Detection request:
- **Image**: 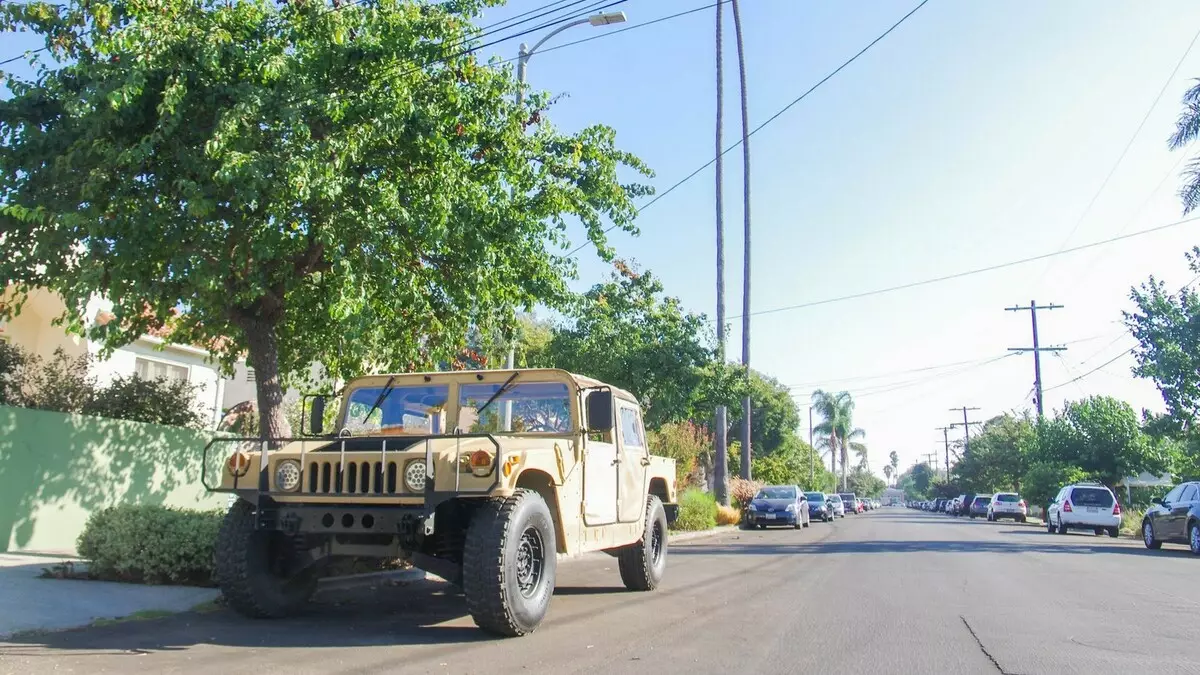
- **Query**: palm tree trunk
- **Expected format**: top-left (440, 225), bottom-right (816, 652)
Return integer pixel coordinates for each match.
top-left (731, 0), bottom-right (752, 479)
top-left (712, 0), bottom-right (729, 505)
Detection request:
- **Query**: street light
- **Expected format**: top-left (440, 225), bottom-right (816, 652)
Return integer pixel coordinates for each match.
top-left (505, 10), bottom-right (629, 375)
top-left (515, 11), bottom-right (627, 105)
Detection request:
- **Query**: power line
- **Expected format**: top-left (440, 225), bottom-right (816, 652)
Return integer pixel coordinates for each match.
top-left (564, 0), bottom-right (931, 257)
top-left (1028, 24), bottom-right (1200, 291)
top-left (729, 214), bottom-right (1200, 320)
top-left (1043, 348), bottom-right (1133, 393)
top-left (784, 354), bottom-right (1009, 390)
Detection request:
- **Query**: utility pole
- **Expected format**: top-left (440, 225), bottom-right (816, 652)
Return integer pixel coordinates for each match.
top-left (935, 427), bottom-right (951, 479)
top-left (922, 452), bottom-right (939, 476)
top-left (949, 406), bottom-right (981, 455)
top-left (808, 406), bottom-right (814, 484)
top-left (731, 0), bottom-right (753, 482)
top-left (1007, 301), bottom-right (1065, 417)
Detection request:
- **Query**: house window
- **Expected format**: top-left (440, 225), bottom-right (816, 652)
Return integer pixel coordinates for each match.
top-left (246, 368), bottom-right (256, 382)
top-left (135, 357), bottom-right (189, 383)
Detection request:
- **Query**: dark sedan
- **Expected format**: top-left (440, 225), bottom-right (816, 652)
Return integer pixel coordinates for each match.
top-left (1142, 481), bottom-right (1200, 554)
top-left (745, 486), bottom-right (810, 529)
top-left (805, 491), bottom-right (833, 522)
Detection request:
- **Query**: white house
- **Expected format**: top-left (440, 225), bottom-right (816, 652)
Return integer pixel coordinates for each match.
top-left (1, 288), bottom-right (226, 427)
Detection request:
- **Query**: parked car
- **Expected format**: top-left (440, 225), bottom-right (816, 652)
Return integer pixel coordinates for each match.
top-left (838, 493), bottom-right (860, 514)
top-left (746, 485), bottom-right (810, 529)
top-left (827, 493), bottom-right (847, 518)
top-left (1046, 482), bottom-right (1121, 537)
top-left (861, 499), bottom-right (872, 512)
top-left (968, 495), bottom-right (991, 518)
top-left (1141, 481), bottom-right (1200, 554)
top-left (805, 492), bottom-right (834, 522)
top-left (987, 493), bottom-right (1027, 522)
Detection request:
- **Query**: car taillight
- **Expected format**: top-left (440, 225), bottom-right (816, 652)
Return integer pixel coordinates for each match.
top-left (1062, 500), bottom-right (1072, 512)
top-left (1018, 500), bottom-right (1026, 508)
top-left (1113, 502), bottom-right (1121, 516)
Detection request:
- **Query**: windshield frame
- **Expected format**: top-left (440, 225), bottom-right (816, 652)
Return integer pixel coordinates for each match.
top-left (335, 371), bottom-right (584, 437)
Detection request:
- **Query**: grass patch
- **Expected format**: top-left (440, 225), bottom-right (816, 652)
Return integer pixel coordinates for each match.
top-left (672, 489), bottom-right (717, 531)
top-left (715, 504), bottom-right (741, 526)
top-left (90, 609), bottom-right (176, 627)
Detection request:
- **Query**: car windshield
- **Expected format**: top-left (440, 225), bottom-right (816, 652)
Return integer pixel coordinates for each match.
top-left (828, 495), bottom-right (842, 503)
top-left (1070, 487), bottom-right (1114, 507)
top-left (839, 494), bottom-right (855, 501)
top-left (995, 494), bottom-right (1020, 502)
top-left (756, 487), bottom-right (797, 500)
top-left (341, 384), bottom-right (450, 435)
top-left (973, 497), bottom-right (990, 505)
top-left (805, 493), bottom-right (825, 502)
top-left (457, 382), bottom-right (572, 434)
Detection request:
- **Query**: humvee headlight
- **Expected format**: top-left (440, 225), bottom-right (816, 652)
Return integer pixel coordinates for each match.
top-left (469, 450), bottom-right (493, 477)
top-left (404, 459), bottom-right (427, 492)
top-left (226, 451), bottom-right (251, 478)
top-left (275, 460), bottom-right (302, 492)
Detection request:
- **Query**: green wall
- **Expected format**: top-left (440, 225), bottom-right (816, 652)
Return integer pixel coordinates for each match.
top-left (0, 405), bottom-right (226, 554)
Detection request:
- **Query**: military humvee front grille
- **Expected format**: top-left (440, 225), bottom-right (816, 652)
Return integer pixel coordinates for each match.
top-left (305, 460), bottom-right (404, 495)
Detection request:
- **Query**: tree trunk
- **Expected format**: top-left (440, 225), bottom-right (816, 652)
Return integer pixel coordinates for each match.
top-left (712, 0), bottom-right (729, 506)
top-left (731, 0), bottom-right (752, 480)
top-left (239, 316), bottom-right (292, 443)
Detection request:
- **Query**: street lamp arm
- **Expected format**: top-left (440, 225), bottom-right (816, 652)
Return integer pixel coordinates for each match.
top-left (524, 18), bottom-right (591, 58)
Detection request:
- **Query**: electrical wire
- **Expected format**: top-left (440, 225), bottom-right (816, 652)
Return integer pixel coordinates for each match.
top-left (564, 0), bottom-right (932, 257)
top-left (1028, 25), bottom-right (1200, 292)
top-left (1043, 348), bottom-right (1133, 393)
top-left (728, 213), bottom-right (1200, 320)
top-left (784, 354), bottom-right (1008, 390)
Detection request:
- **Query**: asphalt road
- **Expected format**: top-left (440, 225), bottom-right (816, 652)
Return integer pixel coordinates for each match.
top-left (4, 509), bottom-right (1200, 675)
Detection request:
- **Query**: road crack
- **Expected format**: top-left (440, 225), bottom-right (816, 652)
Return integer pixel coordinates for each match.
top-left (960, 615), bottom-right (1016, 675)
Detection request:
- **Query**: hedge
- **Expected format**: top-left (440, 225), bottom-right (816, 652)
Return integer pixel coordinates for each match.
top-left (77, 504), bottom-right (223, 586)
top-left (673, 488), bottom-right (717, 531)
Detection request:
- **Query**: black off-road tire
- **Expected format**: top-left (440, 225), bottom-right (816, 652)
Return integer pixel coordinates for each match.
top-left (1107, 526), bottom-right (1119, 539)
top-left (462, 489), bottom-right (557, 637)
top-left (618, 495), bottom-right (668, 591)
top-left (214, 500), bottom-right (318, 619)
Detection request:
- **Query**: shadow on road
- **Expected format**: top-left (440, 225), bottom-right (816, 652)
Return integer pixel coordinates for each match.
top-left (0, 578), bottom-right (488, 654)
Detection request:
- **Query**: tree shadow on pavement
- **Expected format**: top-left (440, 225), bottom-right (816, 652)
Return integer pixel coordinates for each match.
top-left (0, 578), bottom-right (488, 654)
top-left (670, 539), bottom-right (1188, 558)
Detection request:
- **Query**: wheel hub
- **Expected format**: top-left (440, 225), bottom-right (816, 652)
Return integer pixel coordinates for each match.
top-left (650, 519), bottom-right (664, 566)
top-left (515, 526), bottom-right (545, 598)
top-left (1145, 522), bottom-right (1154, 547)
top-left (1192, 525), bottom-right (1200, 553)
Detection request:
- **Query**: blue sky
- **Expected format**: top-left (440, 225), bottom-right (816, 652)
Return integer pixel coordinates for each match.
top-left (5, 0), bottom-right (1200, 477)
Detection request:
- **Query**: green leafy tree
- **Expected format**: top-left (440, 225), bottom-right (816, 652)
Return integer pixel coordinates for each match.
top-left (1022, 462), bottom-right (1092, 511)
top-left (1036, 396), bottom-right (1168, 490)
top-left (0, 0), bottom-right (650, 436)
top-left (897, 462), bottom-right (934, 499)
top-left (844, 468), bottom-right (886, 499)
top-left (750, 434), bottom-right (831, 491)
top-left (540, 261), bottom-right (722, 429)
top-left (952, 413), bottom-right (1036, 493)
top-left (728, 370), bottom-right (802, 457)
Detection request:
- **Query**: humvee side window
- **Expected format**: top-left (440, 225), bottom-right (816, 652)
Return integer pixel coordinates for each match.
top-left (457, 382), bottom-right (571, 434)
top-left (341, 384), bottom-right (449, 435)
top-left (618, 407), bottom-right (644, 448)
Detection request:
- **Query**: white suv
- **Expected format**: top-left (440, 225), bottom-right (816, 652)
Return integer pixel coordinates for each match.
top-left (1046, 483), bottom-right (1121, 537)
top-left (987, 492), bottom-right (1027, 522)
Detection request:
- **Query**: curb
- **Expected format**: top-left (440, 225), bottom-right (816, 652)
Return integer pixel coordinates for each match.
top-left (669, 525), bottom-right (738, 543)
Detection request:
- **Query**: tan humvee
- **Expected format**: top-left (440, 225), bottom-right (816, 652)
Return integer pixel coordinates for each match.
top-left (207, 368), bottom-right (678, 637)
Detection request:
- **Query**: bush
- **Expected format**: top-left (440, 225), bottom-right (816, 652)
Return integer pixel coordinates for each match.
top-left (647, 421), bottom-right (712, 490)
top-left (673, 488), bottom-right (717, 531)
top-left (716, 504), bottom-right (741, 526)
top-left (77, 504), bottom-right (224, 585)
top-left (85, 374), bottom-right (207, 429)
top-left (729, 477), bottom-right (763, 508)
top-left (1121, 507), bottom-right (1145, 535)
top-left (17, 347), bottom-right (94, 413)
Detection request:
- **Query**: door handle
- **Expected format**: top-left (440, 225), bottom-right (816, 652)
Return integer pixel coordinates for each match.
top-left (640, 457), bottom-right (651, 467)
top-left (611, 459), bottom-right (621, 466)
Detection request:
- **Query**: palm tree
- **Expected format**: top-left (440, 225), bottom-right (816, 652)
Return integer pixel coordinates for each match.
top-left (889, 450), bottom-right (900, 477)
top-left (852, 441), bottom-right (869, 471)
top-left (712, 0), bottom-right (728, 503)
top-left (811, 390), bottom-right (866, 490)
top-left (1169, 79), bottom-right (1200, 213)
top-left (883, 464), bottom-right (894, 486)
top-left (731, 0), bottom-right (752, 478)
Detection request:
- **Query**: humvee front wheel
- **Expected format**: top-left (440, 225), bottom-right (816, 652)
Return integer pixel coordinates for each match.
top-left (462, 489), bottom-right (557, 637)
top-left (214, 500), bottom-right (318, 618)
top-left (617, 495), bottom-right (668, 592)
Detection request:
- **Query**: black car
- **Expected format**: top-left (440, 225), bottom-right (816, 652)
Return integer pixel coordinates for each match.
top-left (805, 491), bottom-right (833, 522)
top-left (1141, 481), bottom-right (1200, 554)
top-left (746, 485), bottom-right (810, 529)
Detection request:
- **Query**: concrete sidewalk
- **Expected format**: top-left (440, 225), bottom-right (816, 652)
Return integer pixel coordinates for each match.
top-left (0, 553), bottom-right (220, 639)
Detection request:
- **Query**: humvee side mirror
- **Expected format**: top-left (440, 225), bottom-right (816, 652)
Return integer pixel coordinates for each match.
top-left (586, 390), bottom-right (614, 433)
top-left (309, 396), bottom-right (326, 435)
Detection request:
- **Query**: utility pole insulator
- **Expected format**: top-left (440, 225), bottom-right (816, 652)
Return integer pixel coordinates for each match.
top-left (1006, 300), bottom-right (1065, 418)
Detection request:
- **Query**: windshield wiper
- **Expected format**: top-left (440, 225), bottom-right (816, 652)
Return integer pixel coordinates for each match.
top-left (361, 376), bottom-right (396, 424)
top-left (474, 371), bottom-right (520, 421)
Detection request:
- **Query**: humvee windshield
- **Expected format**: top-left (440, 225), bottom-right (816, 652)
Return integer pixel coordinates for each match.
top-left (457, 382), bottom-right (572, 434)
top-left (341, 384), bottom-right (450, 435)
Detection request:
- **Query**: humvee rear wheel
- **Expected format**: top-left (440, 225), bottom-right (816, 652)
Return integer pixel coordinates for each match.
top-left (214, 500), bottom-right (318, 618)
top-left (462, 489), bottom-right (557, 637)
top-left (618, 495), bottom-right (668, 592)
